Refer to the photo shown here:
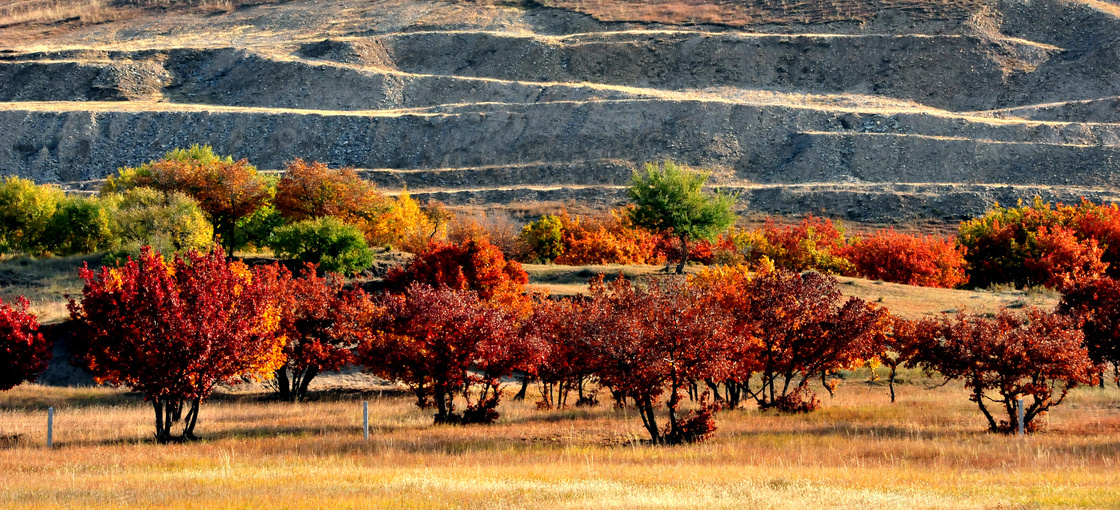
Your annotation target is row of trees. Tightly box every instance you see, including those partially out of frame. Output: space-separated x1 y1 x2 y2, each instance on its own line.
0 147 452 274
7 149 1120 291
2 235 1099 443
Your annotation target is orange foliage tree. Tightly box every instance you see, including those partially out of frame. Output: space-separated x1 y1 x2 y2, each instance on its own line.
1023 225 1108 289
361 284 541 424
841 229 968 288
385 238 529 305
274 159 385 224
914 308 1098 433
0 296 51 391
746 215 854 275
958 198 1118 288
263 263 378 401
68 247 286 442
551 208 664 265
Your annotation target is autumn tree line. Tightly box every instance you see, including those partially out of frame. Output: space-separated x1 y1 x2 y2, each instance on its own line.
2 235 1117 444
5 148 1120 444
7 147 1120 290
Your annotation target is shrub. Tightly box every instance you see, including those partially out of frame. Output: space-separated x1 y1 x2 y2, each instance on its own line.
747 216 854 275
0 176 63 256
841 229 968 288
108 188 214 261
269 217 374 276
0 296 51 391
44 196 115 256
553 208 664 265
520 214 566 263
914 308 1098 433
68 247 287 443
235 203 286 252
385 238 528 304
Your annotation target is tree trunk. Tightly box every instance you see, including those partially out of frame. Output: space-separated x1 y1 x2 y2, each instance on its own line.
637 397 660 443
888 365 897 403
512 375 530 401
183 398 201 440
972 384 1000 432
152 399 170 444
676 236 689 274
275 368 292 401
726 381 741 409
296 366 319 401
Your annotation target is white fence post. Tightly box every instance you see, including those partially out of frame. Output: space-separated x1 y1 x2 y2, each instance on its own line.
363 401 369 441
47 407 54 448
1017 398 1024 437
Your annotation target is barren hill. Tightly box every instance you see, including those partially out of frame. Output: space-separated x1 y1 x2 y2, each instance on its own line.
1 0 1119 221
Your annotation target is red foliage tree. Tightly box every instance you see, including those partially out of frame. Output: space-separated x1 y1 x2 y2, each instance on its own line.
262 263 378 401
841 229 968 288
0 296 51 391
68 247 286 442
525 296 599 408
385 238 529 306
692 266 887 412
1058 276 1120 386
583 276 735 443
875 316 940 403
360 284 541 424
916 308 1098 433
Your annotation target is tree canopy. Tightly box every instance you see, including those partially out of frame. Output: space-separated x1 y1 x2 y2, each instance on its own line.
627 160 737 273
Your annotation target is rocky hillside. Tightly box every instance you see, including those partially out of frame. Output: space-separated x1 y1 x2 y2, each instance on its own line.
0 0 1118 221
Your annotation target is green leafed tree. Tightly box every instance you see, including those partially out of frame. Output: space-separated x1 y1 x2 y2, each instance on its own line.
269 217 374 276
627 161 738 273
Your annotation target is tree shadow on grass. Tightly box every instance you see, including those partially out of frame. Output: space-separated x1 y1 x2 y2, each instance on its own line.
725 422 966 442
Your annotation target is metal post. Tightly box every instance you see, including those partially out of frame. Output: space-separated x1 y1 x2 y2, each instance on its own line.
1017 398 1024 436
47 407 54 448
363 401 369 441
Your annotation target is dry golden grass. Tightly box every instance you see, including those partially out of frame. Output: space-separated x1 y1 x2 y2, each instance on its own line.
1 375 1118 509
0 253 99 324
522 263 1059 319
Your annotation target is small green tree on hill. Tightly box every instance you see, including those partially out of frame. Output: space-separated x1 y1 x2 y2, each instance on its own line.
627 161 737 273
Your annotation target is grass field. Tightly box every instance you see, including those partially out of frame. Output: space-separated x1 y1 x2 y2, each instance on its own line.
1 374 1119 509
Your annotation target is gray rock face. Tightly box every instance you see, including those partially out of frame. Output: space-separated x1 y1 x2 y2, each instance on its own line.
0 0 1118 221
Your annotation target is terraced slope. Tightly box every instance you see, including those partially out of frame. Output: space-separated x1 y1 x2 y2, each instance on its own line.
0 0 1119 220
